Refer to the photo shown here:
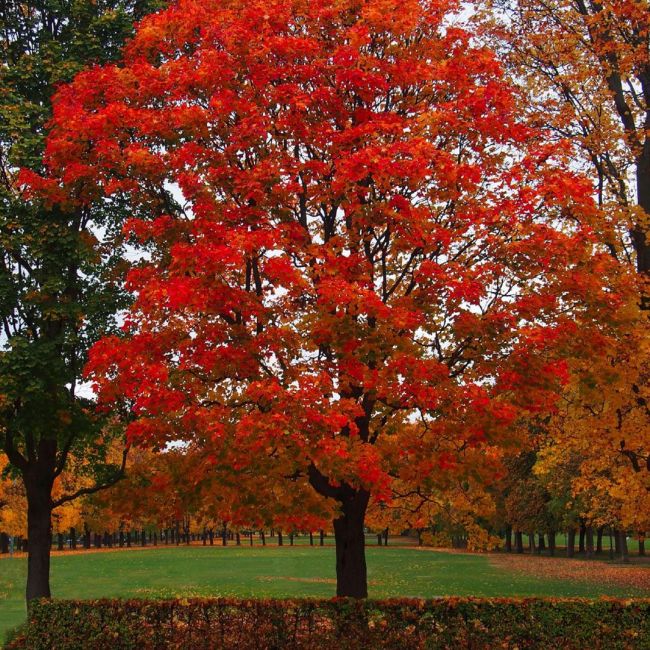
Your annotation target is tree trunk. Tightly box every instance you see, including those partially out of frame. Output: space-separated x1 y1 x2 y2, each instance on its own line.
1 533 9 554
514 531 524 554
25 477 53 601
596 527 604 553
377 533 382 546
261 530 266 546
586 526 594 558
618 530 630 563
504 527 512 553
639 535 645 556
579 524 586 553
537 533 544 554
319 529 324 546
383 528 388 546
548 531 556 556
333 488 370 598
309 531 314 546
278 530 283 546
567 529 575 558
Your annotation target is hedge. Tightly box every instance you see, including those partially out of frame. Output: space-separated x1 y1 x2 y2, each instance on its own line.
7 597 650 649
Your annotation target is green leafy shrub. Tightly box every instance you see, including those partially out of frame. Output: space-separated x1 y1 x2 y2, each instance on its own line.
7 597 649 649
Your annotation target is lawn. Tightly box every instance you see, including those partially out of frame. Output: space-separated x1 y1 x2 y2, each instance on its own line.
2 545 648 643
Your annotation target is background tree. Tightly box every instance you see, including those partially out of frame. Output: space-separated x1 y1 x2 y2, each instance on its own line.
38 0 626 597
481 0 649 548
0 0 162 601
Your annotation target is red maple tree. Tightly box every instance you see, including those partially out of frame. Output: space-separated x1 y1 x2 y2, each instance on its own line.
31 0 625 596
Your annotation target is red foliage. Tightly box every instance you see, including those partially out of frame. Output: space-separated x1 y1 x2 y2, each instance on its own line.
29 0 626 551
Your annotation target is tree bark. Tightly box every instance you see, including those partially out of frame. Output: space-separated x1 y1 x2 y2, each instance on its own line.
596 527 604 553
618 530 630 563
579 524 586 553
567 529 575 557
332 488 370 598
514 531 524 554
24 474 54 601
639 535 645 556
586 526 594 558
1 533 9 554
548 531 556 556
504 526 512 552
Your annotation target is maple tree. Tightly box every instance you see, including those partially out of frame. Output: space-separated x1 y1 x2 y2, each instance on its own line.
0 0 163 601
32 0 627 597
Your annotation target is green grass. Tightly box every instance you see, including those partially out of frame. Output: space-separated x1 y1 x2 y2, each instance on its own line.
2 545 648 644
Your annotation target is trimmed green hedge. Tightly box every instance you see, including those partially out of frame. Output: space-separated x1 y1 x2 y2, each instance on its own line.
7 597 650 649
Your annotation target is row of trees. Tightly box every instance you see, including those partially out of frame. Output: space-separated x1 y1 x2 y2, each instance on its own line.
2 443 644 561
1 0 648 602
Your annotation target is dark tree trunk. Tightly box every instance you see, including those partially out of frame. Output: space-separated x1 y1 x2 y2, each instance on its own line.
639 536 645 556
528 533 536 554
579 524 586 553
126 531 132 548
514 531 524 554
141 529 146 547
548 531 556 556
24 475 54 601
377 534 382 546
57 533 64 551
236 532 241 546
70 527 76 551
261 531 266 546
567 528 576 558
618 530 630 563
504 526 512 553
309 531 314 546
278 530 283 546
634 142 650 310
537 533 545 553
383 528 388 546
1 533 9 554
596 527 604 553
333 488 370 598
586 527 594 558
319 529 324 546
222 525 227 546
289 532 294 546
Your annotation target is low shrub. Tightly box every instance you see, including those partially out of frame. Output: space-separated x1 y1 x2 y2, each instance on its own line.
7 597 650 649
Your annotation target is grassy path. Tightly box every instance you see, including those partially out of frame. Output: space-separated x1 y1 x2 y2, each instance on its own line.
2 545 648 643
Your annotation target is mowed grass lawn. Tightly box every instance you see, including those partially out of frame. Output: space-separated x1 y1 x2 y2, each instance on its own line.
2 544 649 642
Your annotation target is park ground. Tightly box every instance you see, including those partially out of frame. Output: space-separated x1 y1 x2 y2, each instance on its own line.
1 541 649 643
